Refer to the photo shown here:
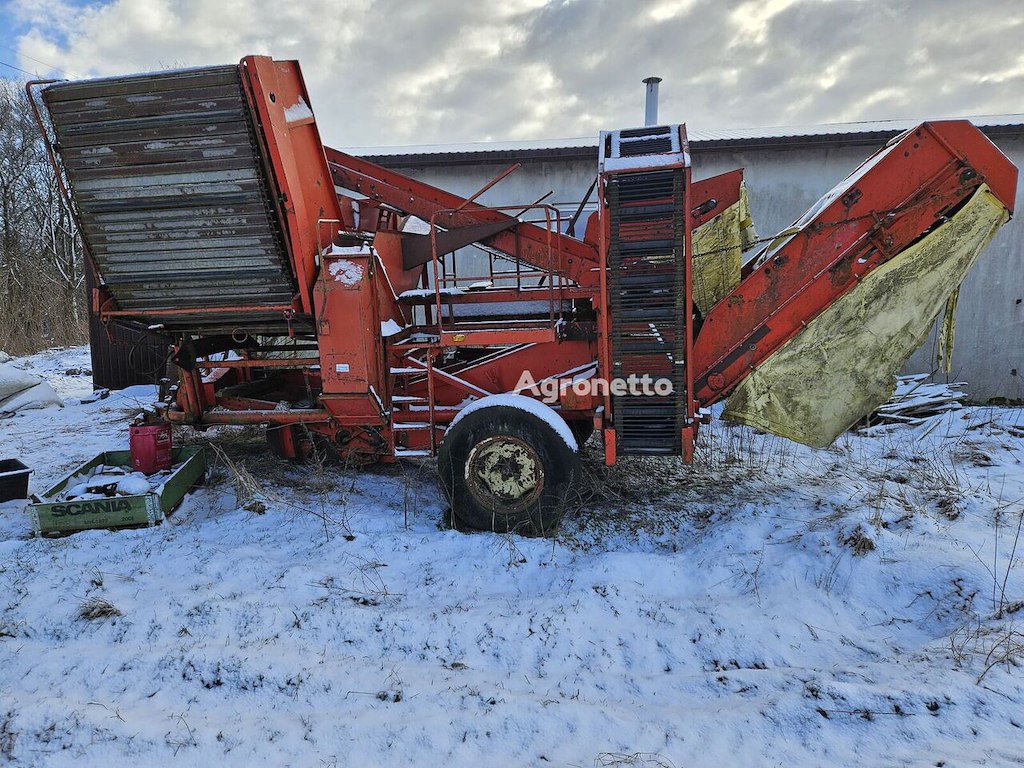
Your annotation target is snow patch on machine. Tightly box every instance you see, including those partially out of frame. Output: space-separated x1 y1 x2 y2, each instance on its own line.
284 97 313 124
446 393 578 452
399 287 464 299
327 258 364 286
380 319 404 337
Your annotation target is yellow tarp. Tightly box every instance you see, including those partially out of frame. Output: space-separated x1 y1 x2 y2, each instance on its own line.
721 185 1009 448
691 183 756 317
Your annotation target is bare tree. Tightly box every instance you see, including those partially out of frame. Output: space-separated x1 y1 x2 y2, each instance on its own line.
0 77 87 355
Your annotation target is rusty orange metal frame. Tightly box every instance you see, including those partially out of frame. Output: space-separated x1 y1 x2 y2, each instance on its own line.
33 57 1018 470
325 148 602 287
240 56 348 318
102 305 297 318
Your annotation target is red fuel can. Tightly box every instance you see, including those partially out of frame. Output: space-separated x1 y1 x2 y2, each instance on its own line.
129 423 172 474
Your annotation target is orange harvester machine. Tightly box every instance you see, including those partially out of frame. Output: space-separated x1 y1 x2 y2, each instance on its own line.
31 57 1017 531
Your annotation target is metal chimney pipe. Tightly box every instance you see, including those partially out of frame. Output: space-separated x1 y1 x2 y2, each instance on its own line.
643 76 662 126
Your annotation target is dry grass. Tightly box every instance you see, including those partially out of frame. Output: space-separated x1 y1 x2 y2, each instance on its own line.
77 598 122 621
594 753 676 768
0 711 16 762
950 619 1024 684
840 524 877 556
195 427 356 541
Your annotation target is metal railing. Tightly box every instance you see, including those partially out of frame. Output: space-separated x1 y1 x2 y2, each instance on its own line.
425 204 568 337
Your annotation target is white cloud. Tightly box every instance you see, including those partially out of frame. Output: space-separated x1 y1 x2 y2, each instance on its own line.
10 0 1024 147
728 0 800 44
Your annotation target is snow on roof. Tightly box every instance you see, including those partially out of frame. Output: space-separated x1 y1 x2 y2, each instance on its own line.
348 135 598 157
692 114 1024 142
346 114 1024 159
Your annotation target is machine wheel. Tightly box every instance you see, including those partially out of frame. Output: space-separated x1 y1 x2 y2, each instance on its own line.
438 402 580 536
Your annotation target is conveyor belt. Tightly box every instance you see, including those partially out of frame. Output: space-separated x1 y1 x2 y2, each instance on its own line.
607 147 688 456
42 66 298 332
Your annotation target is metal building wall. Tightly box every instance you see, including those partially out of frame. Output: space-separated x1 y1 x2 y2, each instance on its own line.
373 131 1024 401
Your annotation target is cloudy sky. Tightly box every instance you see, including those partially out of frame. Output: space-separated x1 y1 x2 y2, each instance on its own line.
1 0 1021 149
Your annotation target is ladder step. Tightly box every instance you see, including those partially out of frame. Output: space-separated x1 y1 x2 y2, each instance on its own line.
620 342 673 353
617 202 675 219
390 366 423 374
388 332 441 350
619 136 673 156
617 309 675 321
619 238 675 253
616 406 677 416
616 445 676 456
619 125 672 139
617 273 677 285
614 171 675 202
395 448 432 457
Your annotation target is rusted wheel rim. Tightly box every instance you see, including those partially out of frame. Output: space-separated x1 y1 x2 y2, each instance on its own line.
465 435 544 513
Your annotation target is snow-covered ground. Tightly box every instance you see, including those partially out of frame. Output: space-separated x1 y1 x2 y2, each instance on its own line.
2 346 1024 766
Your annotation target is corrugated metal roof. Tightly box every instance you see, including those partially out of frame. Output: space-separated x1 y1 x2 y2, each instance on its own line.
690 114 1024 142
349 136 597 157
347 114 1024 159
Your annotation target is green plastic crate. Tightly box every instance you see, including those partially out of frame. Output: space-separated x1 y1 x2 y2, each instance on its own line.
29 446 206 536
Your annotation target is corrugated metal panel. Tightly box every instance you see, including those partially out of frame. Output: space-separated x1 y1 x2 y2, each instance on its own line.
43 66 297 330
85 266 169 390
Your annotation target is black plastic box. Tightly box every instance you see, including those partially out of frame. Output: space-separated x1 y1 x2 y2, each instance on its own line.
0 459 30 502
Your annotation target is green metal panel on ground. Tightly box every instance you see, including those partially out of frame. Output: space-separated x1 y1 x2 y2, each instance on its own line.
29 446 206 536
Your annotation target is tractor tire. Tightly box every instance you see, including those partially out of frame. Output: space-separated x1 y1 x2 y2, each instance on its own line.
438 403 581 536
